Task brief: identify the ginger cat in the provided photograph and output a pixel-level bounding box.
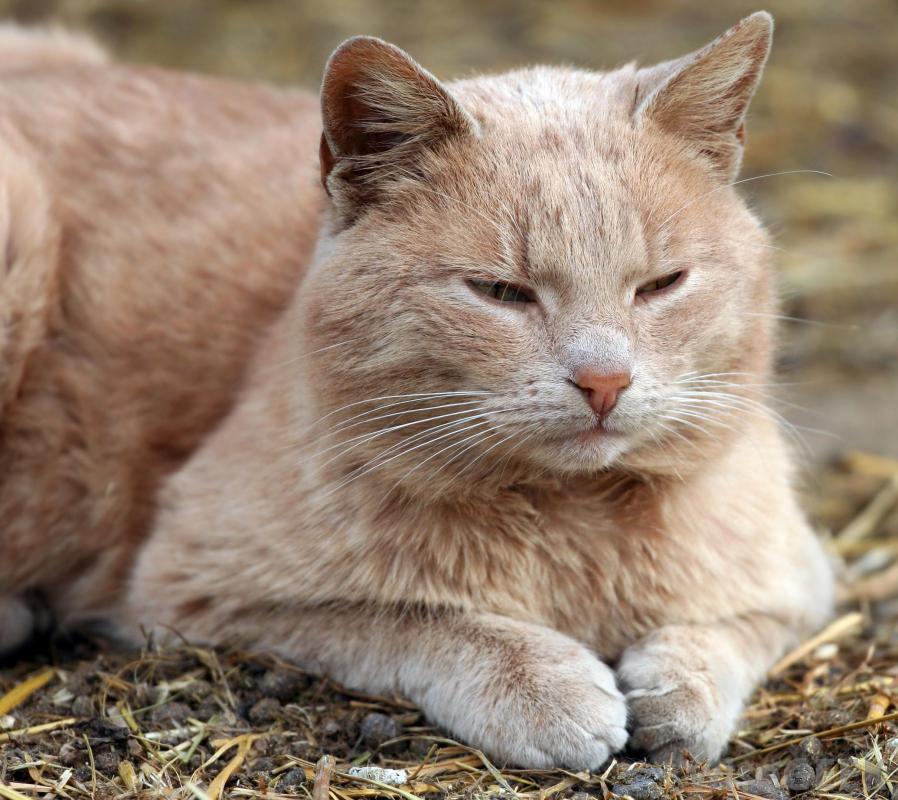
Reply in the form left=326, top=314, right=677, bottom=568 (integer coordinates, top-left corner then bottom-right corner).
left=0, top=14, right=833, bottom=768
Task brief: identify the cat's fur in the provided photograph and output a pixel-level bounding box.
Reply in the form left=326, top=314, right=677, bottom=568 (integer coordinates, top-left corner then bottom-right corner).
left=0, top=15, right=833, bottom=768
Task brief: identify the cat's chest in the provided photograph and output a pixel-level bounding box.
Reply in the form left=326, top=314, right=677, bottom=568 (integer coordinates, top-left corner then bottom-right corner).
left=355, top=486, right=766, bottom=659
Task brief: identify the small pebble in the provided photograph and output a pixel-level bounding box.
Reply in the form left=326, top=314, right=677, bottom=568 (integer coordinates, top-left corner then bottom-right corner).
left=637, top=765, right=666, bottom=782
left=791, top=735, right=824, bottom=763
left=93, top=749, right=120, bottom=775
left=196, top=698, right=220, bottom=721
left=278, top=767, right=306, bottom=789
left=408, top=737, right=432, bottom=758
left=735, top=779, right=788, bottom=800
left=251, top=756, right=275, bottom=774
left=73, top=766, right=93, bottom=783
left=784, top=758, right=816, bottom=792
left=824, top=708, right=852, bottom=727
left=150, top=701, right=192, bottom=727
left=259, top=668, right=308, bottom=702
left=71, top=695, right=94, bottom=718
left=248, top=697, right=282, bottom=725
left=610, top=776, right=662, bottom=800
left=359, top=712, right=402, bottom=751
left=188, top=679, right=214, bottom=700
left=784, top=758, right=817, bottom=792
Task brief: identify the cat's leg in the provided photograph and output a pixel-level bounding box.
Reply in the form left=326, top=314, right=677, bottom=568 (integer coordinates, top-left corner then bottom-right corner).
left=617, top=615, right=801, bottom=763
left=138, top=602, right=628, bottom=769
left=0, top=594, right=34, bottom=655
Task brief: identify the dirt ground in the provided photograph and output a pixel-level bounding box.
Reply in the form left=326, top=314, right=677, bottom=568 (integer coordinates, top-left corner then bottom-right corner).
left=0, top=1, right=896, bottom=798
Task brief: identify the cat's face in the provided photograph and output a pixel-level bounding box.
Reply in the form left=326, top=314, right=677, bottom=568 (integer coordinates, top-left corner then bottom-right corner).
left=305, top=17, right=776, bottom=484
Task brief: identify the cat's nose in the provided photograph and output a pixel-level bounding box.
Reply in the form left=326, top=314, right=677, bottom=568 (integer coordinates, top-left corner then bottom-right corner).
left=573, top=369, right=631, bottom=417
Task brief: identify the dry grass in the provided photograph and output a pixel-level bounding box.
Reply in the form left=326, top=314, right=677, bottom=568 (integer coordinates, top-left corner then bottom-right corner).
left=1, top=452, right=896, bottom=800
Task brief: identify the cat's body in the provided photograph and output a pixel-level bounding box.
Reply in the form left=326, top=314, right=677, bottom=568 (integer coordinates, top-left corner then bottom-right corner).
left=1, top=17, right=833, bottom=768
left=0, top=27, right=323, bottom=639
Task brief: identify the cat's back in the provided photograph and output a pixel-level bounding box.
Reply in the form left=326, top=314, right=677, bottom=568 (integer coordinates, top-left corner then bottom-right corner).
left=0, top=28, right=325, bottom=627
left=0, top=51, right=325, bottom=403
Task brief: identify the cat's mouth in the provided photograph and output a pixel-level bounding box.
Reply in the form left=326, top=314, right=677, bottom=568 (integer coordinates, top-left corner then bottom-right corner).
left=541, top=415, right=627, bottom=445
left=576, top=423, right=624, bottom=444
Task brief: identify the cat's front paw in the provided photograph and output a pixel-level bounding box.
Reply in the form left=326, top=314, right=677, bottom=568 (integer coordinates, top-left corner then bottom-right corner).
left=439, top=626, right=628, bottom=770
left=617, top=633, right=740, bottom=764
left=482, top=645, right=629, bottom=769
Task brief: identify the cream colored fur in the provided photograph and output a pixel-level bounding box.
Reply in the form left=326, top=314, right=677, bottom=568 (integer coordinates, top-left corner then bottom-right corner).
left=0, top=15, right=833, bottom=768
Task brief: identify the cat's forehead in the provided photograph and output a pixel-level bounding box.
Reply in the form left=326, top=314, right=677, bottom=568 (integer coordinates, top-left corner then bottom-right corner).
left=420, top=142, right=653, bottom=289
left=449, top=65, right=639, bottom=126
left=404, top=68, right=720, bottom=284
left=438, top=83, right=658, bottom=279
left=447, top=66, right=659, bottom=212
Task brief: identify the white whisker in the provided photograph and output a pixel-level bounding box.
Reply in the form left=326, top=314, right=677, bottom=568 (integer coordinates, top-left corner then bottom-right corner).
left=658, top=169, right=832, bottom=229
left=307, top=390, right=493, bottom=431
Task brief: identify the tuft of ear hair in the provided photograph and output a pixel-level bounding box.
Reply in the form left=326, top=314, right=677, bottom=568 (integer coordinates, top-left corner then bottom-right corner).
left=319, top=36, right=476, bottom=221
left=634, top=11, right=773, bottom=182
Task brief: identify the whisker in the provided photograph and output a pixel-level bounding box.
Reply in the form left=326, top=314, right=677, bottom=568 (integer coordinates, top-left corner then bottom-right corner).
left=660, top=412, right=709, bottom=438
left=668, top=407, right=742, bottom=438
left=392, top=421, right=513, bottom=491
left=449, top=425, right=524, bottom=480
left=658, top=169, right=833, bottom=229
left=320, top=407, right=528, bottom=498
left=304, top=390, right=493, bottom=433
left=673, top=390, right=836, bottom=438
left=327, top=399, right=485, bottom=438
left=743, top=312, right=859, bottom=331
left=323, top=417, right=510, bottom=499
left=672, top=387, right=821, bottom=417
left=257, top=337, right=362, bottom=373
left=298, top=406, right=500, bottom=467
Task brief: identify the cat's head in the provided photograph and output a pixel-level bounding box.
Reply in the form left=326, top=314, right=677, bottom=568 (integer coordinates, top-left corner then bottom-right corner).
left=301, top=13, right=777, bottom=490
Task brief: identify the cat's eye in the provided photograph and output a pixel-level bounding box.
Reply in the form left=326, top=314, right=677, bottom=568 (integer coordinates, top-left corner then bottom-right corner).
left=635, top=270, right=685, bottom=298
left=468, top=279, right=535, bottom=305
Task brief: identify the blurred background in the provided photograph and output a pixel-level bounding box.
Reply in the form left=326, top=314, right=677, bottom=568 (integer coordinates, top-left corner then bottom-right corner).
left=2, top=0, right=895, bottom=468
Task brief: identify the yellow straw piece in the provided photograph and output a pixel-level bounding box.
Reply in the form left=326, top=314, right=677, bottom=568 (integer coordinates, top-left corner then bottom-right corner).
left=0, top=785, right=33, bottom=800
left=0, top=669, right=55, bottom=716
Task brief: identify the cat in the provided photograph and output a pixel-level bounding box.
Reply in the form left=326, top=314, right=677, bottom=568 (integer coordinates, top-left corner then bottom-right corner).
left=0, top=14, right=833, bottom=769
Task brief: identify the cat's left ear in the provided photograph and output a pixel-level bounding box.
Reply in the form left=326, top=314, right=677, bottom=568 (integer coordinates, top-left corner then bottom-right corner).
left=633, top=12, right=773, bottom=182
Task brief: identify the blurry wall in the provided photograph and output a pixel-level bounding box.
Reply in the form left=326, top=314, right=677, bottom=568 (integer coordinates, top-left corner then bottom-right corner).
left=2, top=0, right=896, bottom=459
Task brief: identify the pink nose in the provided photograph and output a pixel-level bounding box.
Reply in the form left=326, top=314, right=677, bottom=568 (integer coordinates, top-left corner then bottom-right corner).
left=573, top=369, right=631, bottom=417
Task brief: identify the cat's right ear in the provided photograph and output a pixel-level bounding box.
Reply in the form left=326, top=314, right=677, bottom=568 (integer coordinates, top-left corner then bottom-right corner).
left=320, top=36, right=476, bottom=220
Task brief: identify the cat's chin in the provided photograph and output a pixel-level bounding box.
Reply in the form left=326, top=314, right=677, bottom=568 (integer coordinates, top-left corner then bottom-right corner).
left=536, top=426, right=632, bottom=473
